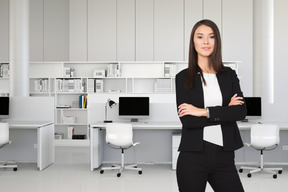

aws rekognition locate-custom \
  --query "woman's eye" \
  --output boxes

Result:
[210,36,215,39]
[197,36,203,39]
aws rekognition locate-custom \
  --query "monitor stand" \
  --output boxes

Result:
[131,118,138,122]
[241,119,249,122]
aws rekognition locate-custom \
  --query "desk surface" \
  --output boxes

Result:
[91,121,288,130]
[7,121,54,129]
[91,121,181,130]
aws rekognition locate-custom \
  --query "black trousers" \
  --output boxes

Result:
[176,141,244,192]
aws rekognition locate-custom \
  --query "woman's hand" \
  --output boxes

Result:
[178,103,208,117]
[229,94,244,106]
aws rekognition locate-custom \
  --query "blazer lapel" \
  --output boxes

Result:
[216,72,230,106]
[192,74,205,108]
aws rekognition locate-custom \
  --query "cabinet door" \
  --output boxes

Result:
[30,0,44,61]
[44,0,69,61]
[135,0,154,61]
[0,0,9,61]
[88,0,117,61]
[275,0,288,102]
[117,0,135,61]
[69,0,88,61]
[203,0,222,34]
[154,0,184,61]
[222,0,253,96]
[184,0,203,61]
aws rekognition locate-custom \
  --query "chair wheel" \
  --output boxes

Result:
[273,174,277,179]
[278,170,282,174]
[100,170,104,174]
[239,169,243,173]
[247,173,252,178]
[138,170,142,175]
[13,167,17,171]
[117,173,121,177]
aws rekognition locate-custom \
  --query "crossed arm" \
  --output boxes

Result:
[178,94,244,118]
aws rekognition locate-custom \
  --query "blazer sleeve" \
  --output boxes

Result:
[175,71,220,129]
[207,69,247,122]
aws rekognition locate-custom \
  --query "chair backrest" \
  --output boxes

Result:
[250,124,279,148]
[0,122,9,146]
[105,123,133,148]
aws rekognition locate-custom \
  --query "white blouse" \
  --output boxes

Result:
[201,73,223,146]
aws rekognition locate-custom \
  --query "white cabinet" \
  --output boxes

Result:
[222,0,253,96]
[203,0,222,34]
[0,0,9,62]
[29,62,89,146]
[117,0,135,61]
[184,0,203,61]
[154,0,184,61]
[135,0,154,61]
[69,0,88,61]
[44,0,69,61]
[30,0,44,61]
[88,0,117,61]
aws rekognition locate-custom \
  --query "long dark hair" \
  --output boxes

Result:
[185,19,226,90]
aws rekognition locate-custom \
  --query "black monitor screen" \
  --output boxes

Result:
[0,97,9,116]
[244,97,261,116]
[119,97,149,116]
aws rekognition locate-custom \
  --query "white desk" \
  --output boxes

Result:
[91,121,288,130]
[0,121,55,171]
[90,121,288,170]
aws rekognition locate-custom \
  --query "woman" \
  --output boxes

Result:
[175,19,246,192]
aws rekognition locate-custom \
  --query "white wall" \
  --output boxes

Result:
[258,0,288,123]
[3,0,288,122]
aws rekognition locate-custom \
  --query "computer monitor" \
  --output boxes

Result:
[118,97,149,122]
[0,96,9,119]
[243,97,262,121]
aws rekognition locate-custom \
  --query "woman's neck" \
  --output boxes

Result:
[198,56,216,74]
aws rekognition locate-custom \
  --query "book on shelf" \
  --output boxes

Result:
[164,64,177,77]
[107,64,120,77]
[63,67,71,78]
[56,105,71,109]
[95,79,103,93]
[0,63,9,78]
[79,95,87,109]
[87,79,95,93]
[34,79,49,92]
[56,79,83,92]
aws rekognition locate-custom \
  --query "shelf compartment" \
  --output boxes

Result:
[63,62,118,78]
[120,62,164,78]
[55,108,87,125]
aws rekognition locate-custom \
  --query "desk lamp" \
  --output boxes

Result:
[104,99,117,123]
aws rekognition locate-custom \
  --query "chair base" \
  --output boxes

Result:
[239,166,282,179]
[0,161,18,171]
[100,163,142,177]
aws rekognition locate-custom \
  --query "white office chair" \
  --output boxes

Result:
[239,124,282,179]
[0,122,18,171]
[100,123,142,177]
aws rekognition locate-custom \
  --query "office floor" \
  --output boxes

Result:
[0,152,287,192]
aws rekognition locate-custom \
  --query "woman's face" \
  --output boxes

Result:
[193,25,215,58]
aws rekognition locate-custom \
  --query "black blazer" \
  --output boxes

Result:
[175,67,247,151]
